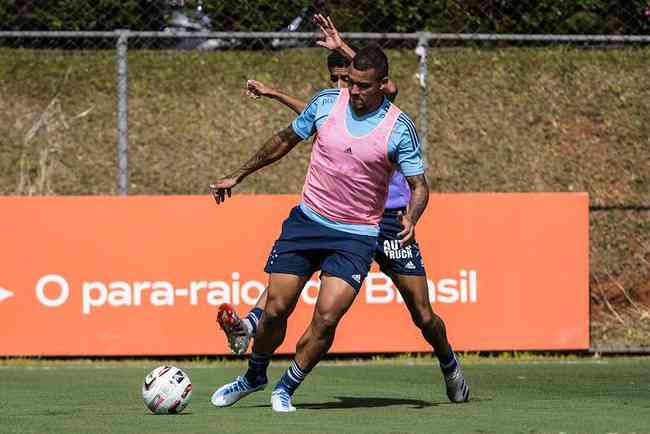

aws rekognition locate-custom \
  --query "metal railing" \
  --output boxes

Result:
[3,30,649,195]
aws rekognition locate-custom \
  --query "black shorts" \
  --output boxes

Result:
[374,208,427,277]
[264,207,377,292]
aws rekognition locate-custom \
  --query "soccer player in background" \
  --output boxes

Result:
[216,15,470,405]
[210,45,431,412]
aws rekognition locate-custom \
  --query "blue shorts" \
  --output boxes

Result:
[374,208,427,276]
[264,207,377,292]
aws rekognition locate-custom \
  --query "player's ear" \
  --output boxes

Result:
[379,76,389,91]
[383,79,398,102]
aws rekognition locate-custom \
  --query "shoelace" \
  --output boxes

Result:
[445,368,469,401]
[445,367,462,384]
[226,377,249,394]
[273,390,291,408]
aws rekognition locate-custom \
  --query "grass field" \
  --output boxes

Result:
[1,357,649,434]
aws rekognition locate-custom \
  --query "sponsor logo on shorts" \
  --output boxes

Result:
[351,274,361,283]
[405,261,416,270]
[382,240,414,260]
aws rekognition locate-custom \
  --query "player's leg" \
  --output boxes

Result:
[253,273,308,355]
[211,272,309,407]
[245,289,267,334]
[271,245,371,412]
[375,222,451,356]
[217,206,314,354]
[390,272,469,402]
[271,273,358,412]
[376,208,469,402]
[389,272,451,359]
[295,273,357,370]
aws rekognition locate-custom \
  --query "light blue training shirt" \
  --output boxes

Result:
[292,88,425,237]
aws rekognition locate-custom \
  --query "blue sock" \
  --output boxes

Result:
[245,307,263,336]
[438,348,458,375]
[244,352,270,385]
[275,359,309,396]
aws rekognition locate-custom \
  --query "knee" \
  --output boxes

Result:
[412,311,430,330]
[262,298,291,325]
[413,309,442,332]
[311,311,340,337]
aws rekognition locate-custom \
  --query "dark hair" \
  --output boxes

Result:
[352,45,388,79]
[327,50,351,69]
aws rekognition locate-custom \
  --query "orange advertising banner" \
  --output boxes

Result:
[0,194,589,356]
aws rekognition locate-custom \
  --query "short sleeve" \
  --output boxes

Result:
[391,113,425,177]
[291,89,340,140]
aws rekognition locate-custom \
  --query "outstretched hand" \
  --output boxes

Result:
[209,177,238,205]
[397,211,415,247]
[313,14,344,51]
[246,79,273,99]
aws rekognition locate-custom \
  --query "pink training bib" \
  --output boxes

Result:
[301,88,402,225]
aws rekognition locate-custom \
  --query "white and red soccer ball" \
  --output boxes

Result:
[142,366,192,414]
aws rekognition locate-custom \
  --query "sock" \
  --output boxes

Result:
[243,307,263,336]
[275,359,309,396]
[244,352,270,385]
[438,347,458,376]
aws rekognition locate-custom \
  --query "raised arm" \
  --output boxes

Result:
[209,125,303,204]
[313,14,398,101]
[398,174,429,246]
[246,79,306,115]
[313,14,356,61]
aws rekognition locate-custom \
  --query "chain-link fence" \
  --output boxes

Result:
[2,1,650,35]
[1,1,649,352]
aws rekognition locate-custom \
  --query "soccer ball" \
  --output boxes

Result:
[141,366,192,414]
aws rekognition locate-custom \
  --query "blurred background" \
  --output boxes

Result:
[0,0,648,352]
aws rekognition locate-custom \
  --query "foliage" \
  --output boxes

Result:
[1,0,649,34]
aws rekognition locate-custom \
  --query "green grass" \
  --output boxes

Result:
[1,358,649,434]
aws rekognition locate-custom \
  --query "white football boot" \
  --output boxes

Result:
[211,375,266,407]
[444,364,470,403]
[271,388,296,412]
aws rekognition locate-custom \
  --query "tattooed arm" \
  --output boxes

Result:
[398,173,429,246]
[209,125,303,204]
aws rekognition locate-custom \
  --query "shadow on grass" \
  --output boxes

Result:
[244,396,487,410]
[297,396,436,410]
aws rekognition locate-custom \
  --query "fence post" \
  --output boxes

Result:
[415,32,429,167]
[116,30,129,196]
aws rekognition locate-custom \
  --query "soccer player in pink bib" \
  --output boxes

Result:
[210,40,467,412]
